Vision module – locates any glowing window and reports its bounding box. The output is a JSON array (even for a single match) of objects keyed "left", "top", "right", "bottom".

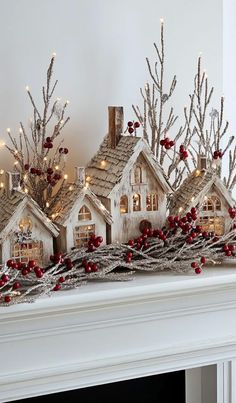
[
  {"left": 19, "top": 217, "right": 32, "bottom": 232},
  {"left": 78, "top": 205, "right": 92, "bottom": 221},
  {"left": 74, "top": 224, "right": 95, "bottom": 248},
  {"left": 203, "top": 196, "right": 221, "bottom": 212},
  {"left": 120, "top": 195, "right": 128, "bottom": 214},
  {"left": 146, "top": 194, "right": 158, "bottom": 211},
  {"left": 133, "top": 193, "right": 141, "bottom": 212}
]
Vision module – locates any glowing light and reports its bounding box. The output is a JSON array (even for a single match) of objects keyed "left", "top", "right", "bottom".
[
  {"left": 0, "top": 182, "right": 4, "bottom": 188},
  {"left": 43, "top": 157, "right": 47, "bottom": 161},
  {"left": 191, "top": 197, "right": 195, "bottom": 202},
  {"left": 46, "top": 202, "right": 50, "bottom": 208},
  {"left": 25, "top": 86, "right": 30, "bottom": 92},
  {"left": 195, "top": 169, "right": 201, "bottom": 177},
  {"left": 0, "top": 169, "right": 4, "bottom": 175},
  {"left": 66, "top": 100, "right": 70, "bottom": 105},
  {"left": 101, "top": 160, "right": 106, "bottom": 167},
  {"left": 69, "top": 185, "right": 73, "bottom": 191},
  {"left": 0, "top": 141, "right": 5, "bottom": 147},
  {"left": 60, "top": 119, "right": 64, "bottom": 125},
  {"left": 64, "top": 174, "right": 68, "bottom": 180},
  {"left": 23, "top": 174, "right": 27, "bottom": 180},
  {"left": 14, "top": 161, "right": 19, "bottom": 165},
  {"left": 160, "top": 17, "right": 164, "bottom": 24},
  {"left": 52, "top": 52, "right": 57, "bottom": 58},
  {"left": 24, "top": 188, "right": 29, "bottom": 194},
  {"left": 19, "top": 128, "right": 23, "bottom": 134},
  {"left": 86, "top": 176, "right": 91, "bottom": 182},
  {"left": 100, "top": 204, "right": 106, "bottom": 211},
  {"left": 55, "top": 165, "right": 59, "bottom": 170},
  {"left": 6, "top": 128, "right": 11, "bottom": 133},
  {"left": 51, "top": 213, "right": 56, "bottom": 219},
  {"left": 179, "top": 207, "right": 183, "bottom": 213},
  {"left": 85, "top": 182, "right": 89, "bottom": 188},
  {"left": 14, "top": 150, "right": 18, "bottom": 155}
]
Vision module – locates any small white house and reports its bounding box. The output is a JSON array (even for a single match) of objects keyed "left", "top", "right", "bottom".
[
  {"left": 0, "top": 173, "right": 59, "bottom": 266},
  {"left": 49, "top": 168, "right": 112, "bottom": 253},
  {"left": 169, "top": 156, "right": 235, "bottom": 235},
  {"left": 86, "top": 106, "right": 172, "bottom": 243}
]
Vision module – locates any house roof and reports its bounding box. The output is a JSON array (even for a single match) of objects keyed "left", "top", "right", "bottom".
[
  {"left": 86, "top": 135, "right": 172, "bottom": 198},
  {"left": 0, "top": 190, "right": 59, "bottom": 241},
  {"left": 48, "top": 182, "right": 112, "bottom": 225},
  {"left": 169, "top": 168, "right": 235, "bottom": 215}
]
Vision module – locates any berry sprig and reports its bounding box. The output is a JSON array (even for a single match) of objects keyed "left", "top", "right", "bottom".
[
  {"left": 228, "top": 207, "right": 236, "bottom": 219},
  {"left": 43, "top": 137, "right": 54, "bottom": 149},
  {"left": 160, "top": 137, "right": 175, "bottom": 149},
  {"left": 126, "top": 121, "right": 140, "bottom": 135},
  {"left": 179, "top": 144, "right": 188, "bottom": 160},
  {"left": 213, "top": 150, "right": 223, "bottom": 160},
  {"left": 191, "top": 256, "right": 206, "bottom": 275},
  {"left": 82, "top": 259, "right": 99, "bottom": 273},
  {"left": 87, "top": 234, "right": 103, "bottom": 252},
  {"left": 223, "top": 244, "right": 235, "bottom": 257}
]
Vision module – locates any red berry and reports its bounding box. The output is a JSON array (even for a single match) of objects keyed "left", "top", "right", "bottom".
[
  {"left": 202, "top": 231, "right": 209, "bottom": 238},
  {"left": 200, "top": 257, "right": 206, "bottom": 264},
  {"left": 191, "top": 262, "right": 197, "bottom": 268},
  {"left": 228, "top": 244, "right": 234, "bottom": 252},
  {"left": 7, "top": 259, "right": 14, "bottom": 268},
  {"left": 196, "top": 225, "right": 202, "bottom": 233},
  {"left": 126, "top": 251, "right": 133, "bottom": 258},
  {"left": 174, "top": 216, "right": 179, "bottom": 223},
  {"left": 191, "top": 232, "right": 197, "bottom": 238},
  {"left": 63, "top": 148, "right": 68, "bottom": 154},
  {"left": 46, "top": 137, "right": 52, "bottom": 142},
  {"left": 223, "top": 244, "right": 229, "bottom": 252},
  {"left": 28, "top": 260, "right": 36, "bottom": 268},
  {"left": 125, "top": 256, "right": 132, "bottom": 263},
  {"left": 2, "top": 274, "right": 9, "bottom": 282},
  {"left": 11, "top": 262, "right": 19, "bottom": 270},
  {"left": 127, "top": 121, "right": 133, "bottom": 127},
  {"left": 50, "top": 180, "right": 56, "bottom": 187},
  {"left": 195, "top": 267, "right": 202, "bottom": 274},
  {"left": 4, "top": 295, "right": 11, "bottom": 303},
  {"left": 128, "top": 239, "right": 134, "bottom": 246},
  {"left": 36, "top": 271, "right": 43, "bottom": 278},
  {"left": 22, "top": 268, "right": 29, "bottom": 276},
  {"left": 0, "top": 280, "right": 5, "bottom": 287},
  {"left": 160, "top": 139, "right": 166, "bottom": 146},
  {"left": 47, "top": 167, "right": 53, "bottom": 175},
  {"left": 24, "top": 164, "right": 30, "bottom": 170},
  {"left": 66, "top": 262, "right": 74, "bottom": 270},
  {"left": 36, "top": 169, "right": 42, "bottom": 176},
  {"left": 169, "top": 140, "right": 175, "bottom": 147},
  {"left": 136, "top": 242, "right": 141, "bottom": 250},
  {"left": 96, "top": 236, "right": 103, "bottom": 243},
  {"left": 93, "top": 238, "right": 101, "bottom": 248},
  {"left": 226, "top": 250, "right": 232, "bottom": 257},
  {"left": 165, "top": 143, "right": 171, "bottom": 150},
  {"left": 91, "top": 263, "right": 98, "bottom": 272},
  {"left": 48, "top": 143, "right": 53, "bottom": 149},
  {"left": 88, "top": 244, "right": 96, "bottom": 252},
  {"left": 13, "top": 282, "right": 21, "bottom": 290},
  {"left": 58, "top": 276, "right": 65, "bottom": 283},
  {"left": 186, "top": 236, "right": 193, "bottom": 244},
  {"left": 85, "top": 265, "right": 92, "bottom": 273},
  {"left": 134, "top": 122, "right": 140, "bottom": 128},
  {"left": 128, "top": 127, "right": 134, "bottom": 134},
  {"left": 53, "top": 284, "right": 61, "bottom": 291},
  {"left": 179, "top": 145, "right": 185, "bottom": 152},
  {"left": 43, "top": 143, "right": 49, "bottom": 149}
]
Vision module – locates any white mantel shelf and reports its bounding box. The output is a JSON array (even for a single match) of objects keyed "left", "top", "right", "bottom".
[{"left": 1, "top": 265, "right": 236, "bottom": 402}]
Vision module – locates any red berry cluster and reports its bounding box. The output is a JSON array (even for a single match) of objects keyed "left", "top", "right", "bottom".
[
  {"left": 44, "top": 137, "right": 54, "bottom": 149},
  {"left": 59, "top": 147, "right": 68, "bottom": 154},
  {"left": 179, "top": 145, "right": 188, "bottom": 160},
  {"left": 228, "top": 207, "right": 236, "bottom": 219},
  {"left": 191, "top": 256, "right": 206, "bottom": 275},
  {"left": 160, "top": 137, "right": 175, "bottom": 149},
  {"left": 128, "top": 227, "right": 165, "bottom": 253},
  {"left": 24, "top": 163, "right": 63, "bottom": 187},
  {"left": 125, "top": 251, "right": 133, "bottom": 263},
  {"left": 127, "top": 121, "right": 140, "bottom": 134},
  {"left": 223, "top": 244, "right": 235, "bottom": 257},
  {"left": 213, "top": 150, "right": 223, "bottom": 160},
  {"left": 82, "top": 259, "right": 99, "bottom": 273},
  {"left": 87, "top": 235, "right": 103, "bottom": 252},
  {"left": 29, "top": 167, "right": 42, "bottom": 176},
  {"left": 6, "top": 259, "right": 44, "bottom": 278},
  {"left": 168, "top": 208, "right": 204, "bottom": 244},
  {"left": 50, "top": 253, "right": 74, "bottom": 269}
]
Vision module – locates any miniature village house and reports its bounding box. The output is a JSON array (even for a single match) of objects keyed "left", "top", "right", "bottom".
[
  {"left": 49, "top": 167, "right": 112, "bottom": 253},
  {"left": 169, "top": 155, "right": 235, "bottom": 235},
  {"left": 86, "top": 106, "right": 172, "bottom": 243},
  {"left": 0, "top": 172, "right": 59, "bottom": 266}
]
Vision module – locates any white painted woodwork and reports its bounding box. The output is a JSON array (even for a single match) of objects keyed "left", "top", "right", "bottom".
[{"left": 1, "top": 265, "right": 236, "bottom": 402}]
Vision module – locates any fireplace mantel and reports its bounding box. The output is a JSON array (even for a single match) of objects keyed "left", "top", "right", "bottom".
[{"left": 1, "top": 266, "right": 236, "bottom": 402}]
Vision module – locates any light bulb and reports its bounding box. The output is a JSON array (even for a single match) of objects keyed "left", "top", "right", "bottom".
[
  {"left": 25, "top": 86, "right": 30, "bottom": 92},
  {"left": 52, "top": 52, "right": 57, "bottom": 58},
  {"left": 64, "top": 174, "right": 68, "bottom": 180},
  {"left": 6, "top": 128, "right": 10, "bottom": 133}
]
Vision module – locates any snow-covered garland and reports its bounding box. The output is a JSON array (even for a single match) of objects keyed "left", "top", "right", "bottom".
[{"left": 0, "top": 207, "right": 236, "bottom": 306}]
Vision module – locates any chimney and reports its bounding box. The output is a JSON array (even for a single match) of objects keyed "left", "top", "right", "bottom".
[
  {"left": 5, "top": 171, "right": 21, "bottom": 195},
  {"left": 108, "top": 106, "right": 123, "bottom": 149},
  {"left": 75, "top": 167, "right": 85, "bottom": 186},
  {"left": 197, "top": 154, "right": 207, "bottom": 171}
]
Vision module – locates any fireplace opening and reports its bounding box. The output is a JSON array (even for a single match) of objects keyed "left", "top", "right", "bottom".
[{"left": 10, "top": 370, "right": 185, "bottom": 403}]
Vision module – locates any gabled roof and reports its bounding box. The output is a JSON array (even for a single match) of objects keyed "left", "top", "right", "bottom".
[
  {"left": 169, "top": 168, "right": 235, "bottom": 215},
  {"left": 48, "top": 183, "right": 112, "bottom": 225},
  {"left": 86, "top": 135, "right": 172, "bottom": 198},
  {"left": 0, "top": 190, "right": 59, "bottom": 240}
]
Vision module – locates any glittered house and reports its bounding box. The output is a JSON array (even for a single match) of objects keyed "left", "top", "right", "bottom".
[
  {"left": 0, "top": 172, "right": 59, "bottom": 266},
  {"left": 49, "top": 167, "right": 112, "bottom": 253},
  {"left": 85, "top": 106, "right": 172, "bottom": 243},
  {"left": 169, "top": 156, "right": 235, "bottom": 235}
]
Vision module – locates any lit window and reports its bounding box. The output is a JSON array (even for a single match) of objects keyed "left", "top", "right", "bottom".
[
  {"left": 133, "top": 193, "right": 141, "bottom": 212},
  {"left": 198, "top": 216, "right": 224, "bottom": 236},
  {"left": 120, "top": 195, "right": 128, "bottom": 214},
  {"left": 203, "top": 196, "right": 221, "bottom": 212},
  {"left": 146, "top": 194, "right": 158, "bottom": 211},
  {"left": 19, "top": 217, "right": 32, "bottom": 232},
  {"left": 134, "top": 166, "right": 142, "bottom": 184},
  {"left": 78, "top": 205, "right": 92, "bottom": 221},
  {"left": 12, "top": 241, "right": 43, "bottom": 265},
  {"left": 74, "top": 224, "right": 95, "bottom": 247}
]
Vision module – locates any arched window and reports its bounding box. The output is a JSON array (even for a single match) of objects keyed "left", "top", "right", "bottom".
[
  {"left": 146, "top": 194, "right": 158, "bottom": 211},
  {"left": 215, "top": 196, "right": 221, "bottom": 211},
  {"left": 203, "top": 196, "right": 221, "bottom": 212},
  {"left": 78, "top": 205, "right": 92, "bottom": 221},
  {"left": 133, "top": 193, "right": 141, "bottom": 212},
  {"left": 134, "top": 165, "right": 142, "bottom": 184},
  {"left": 120, "top": 195, "right": 128, "bottom": 214}
]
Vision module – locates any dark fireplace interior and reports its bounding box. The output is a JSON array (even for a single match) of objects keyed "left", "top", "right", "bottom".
[{"left": 11, "top": 370, "right": 185, "bottom": 403}]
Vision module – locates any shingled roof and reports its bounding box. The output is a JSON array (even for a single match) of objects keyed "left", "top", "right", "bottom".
[
  {"left": 86, "top": 135, "right": 172, "bottom": 198},
  {"left": 48, "top": 182, "right": 112, "bottom": 225},
  {"left": 169, "top": 169, "right": 235, "bottom": 215},
  {"left": 0, "top": 190, "right": 59, "bottom": 240}
]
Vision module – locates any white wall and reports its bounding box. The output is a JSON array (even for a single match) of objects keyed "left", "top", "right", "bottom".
[{"left": 0, "top": 0, "right": 222, "bottom": 179}]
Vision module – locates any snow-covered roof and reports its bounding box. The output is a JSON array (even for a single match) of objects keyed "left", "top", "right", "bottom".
[
  {"left": 169, "top": 168, "right": 235, "bottom": 215},
  {"left": 48, "top": 182, "right": 112, "bottom": 225},
  {"left": 86, "top": 135, "right": 172, "bottom": 198},
  {"left": 0, "top": 190, "right": 59, "bottom": 240}
]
